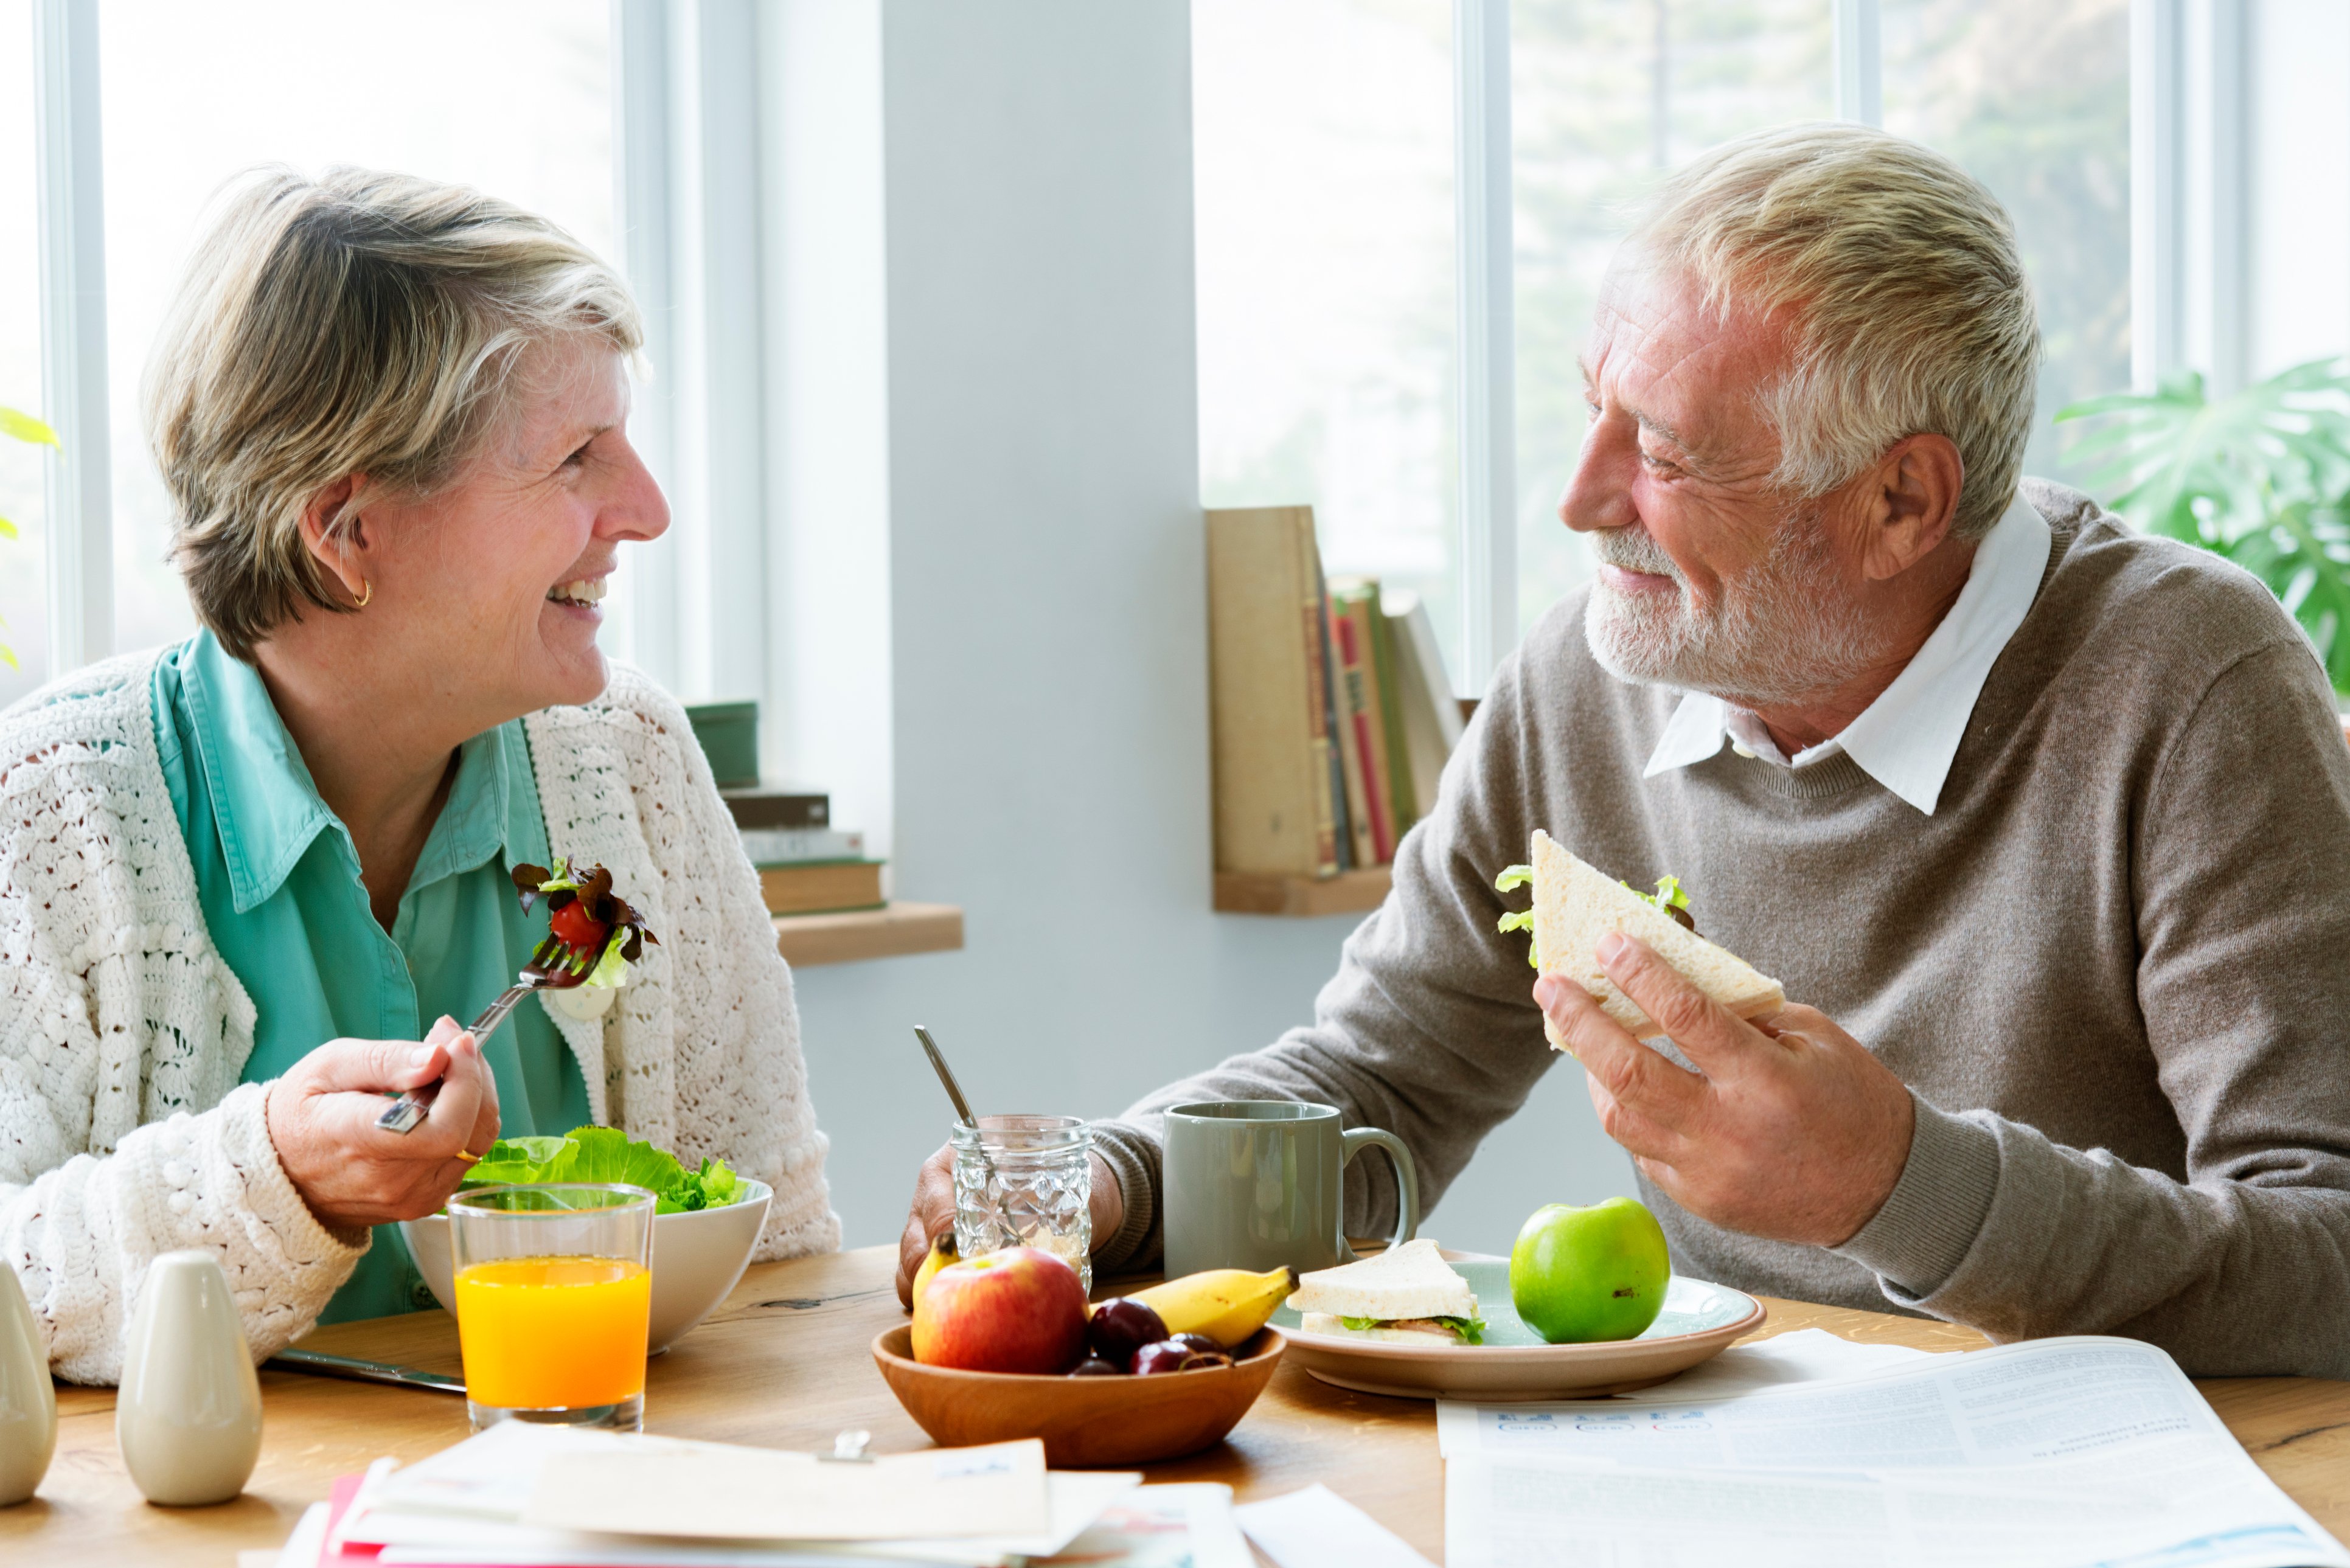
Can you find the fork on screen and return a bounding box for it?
[375,930,603,1134]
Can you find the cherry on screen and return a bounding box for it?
[1085,1297,1170,1369]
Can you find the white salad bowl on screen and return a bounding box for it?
[400,1178,771,1355]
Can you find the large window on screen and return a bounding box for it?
[97,0,612,659]
[1510,0,1833,636]
[1195,0,2182,684]
[1193,0,1465,671]
[0,0,47,713]
[1881,0,2131,494]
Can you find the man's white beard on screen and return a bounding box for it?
[1582,509,1890,707]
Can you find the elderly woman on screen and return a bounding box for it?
[0,169,837,1382]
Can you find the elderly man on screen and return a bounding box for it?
[899,125,2350,1374]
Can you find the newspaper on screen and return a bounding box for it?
[1437,1335,2348,1568]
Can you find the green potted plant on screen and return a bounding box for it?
[0,406,60,671]
[2059,360,2350,697]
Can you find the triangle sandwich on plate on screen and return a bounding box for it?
[1289,1238,1486,1345]
[1520,828,1784,1046]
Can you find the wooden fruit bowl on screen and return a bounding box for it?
[870,1325,1286,1468]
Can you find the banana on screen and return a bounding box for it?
[1133,1264,1299,1348]
[909,1232,958,1312]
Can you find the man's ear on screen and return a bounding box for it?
[297,474,370,603]
[1859,435,1965,582]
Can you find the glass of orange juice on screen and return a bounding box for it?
[448,1184,655,1432]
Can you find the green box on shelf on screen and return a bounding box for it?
[686,701,760,789]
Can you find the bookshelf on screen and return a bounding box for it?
[1214,867,1391,917]
[773,902,964,966]
[1210,699,1480,918]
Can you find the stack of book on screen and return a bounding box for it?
[722,789,886,915]
[1207,505,1466,879]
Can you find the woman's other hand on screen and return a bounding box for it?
[264,1015,501,1235]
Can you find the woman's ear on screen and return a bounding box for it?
[1860,434,1966,583]
[297,474,371,604]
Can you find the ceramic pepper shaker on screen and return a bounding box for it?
[0,1264,55,1505]
[116,1250,262,1506]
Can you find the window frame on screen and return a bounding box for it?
[17,0,2253,706]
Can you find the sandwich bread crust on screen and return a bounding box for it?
[1531,828,1784,1045]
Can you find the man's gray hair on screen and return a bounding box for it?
[1630,123,2040,540]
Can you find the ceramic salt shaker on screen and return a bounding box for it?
[0,1264,55,1505]
[116,1250,262,1506]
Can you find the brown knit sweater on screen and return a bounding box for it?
[1093,482,2350,1376]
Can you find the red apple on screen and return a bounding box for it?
[910,1246,1088,1373]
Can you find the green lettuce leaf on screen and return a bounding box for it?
[1434,1314,1487,1345]
[456,1126,745,1215]
[457,1134,569,1187]
[690,1157,741,1209]
[582,939,631,988]
[1495,866,1540,969]
[558,1126,689,1195]
[1621,875,1691,915]
[1335,1313,1485,1344]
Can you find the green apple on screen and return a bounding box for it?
[1510,1197,1671,1344]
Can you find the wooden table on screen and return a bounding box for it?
[9,1244,2350,1564]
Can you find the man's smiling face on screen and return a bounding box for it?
[1560,255,1890,707]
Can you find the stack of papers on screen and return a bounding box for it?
[1437,1334,2350,1568]
[268,1422,1245,1568]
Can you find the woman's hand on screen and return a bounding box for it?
[263,1016,501,1236]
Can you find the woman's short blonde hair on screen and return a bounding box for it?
[147,167,644,659]
[1629,123,2040,540]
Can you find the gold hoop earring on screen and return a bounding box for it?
[353,578,372,609]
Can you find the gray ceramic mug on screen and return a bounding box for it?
[1161,1100,1420,1278]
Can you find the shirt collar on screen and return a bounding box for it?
[178,630,516,912]
[1641,490,2054,815]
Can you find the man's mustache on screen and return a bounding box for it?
[1589,527,1682,581]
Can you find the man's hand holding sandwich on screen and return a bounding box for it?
[1541,932,1914,1250]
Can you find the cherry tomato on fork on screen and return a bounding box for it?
[548,897,611,954]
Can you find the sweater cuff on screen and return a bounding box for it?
[239,1083,372,1261]
[1086,1119,1162,1276]
[1832,1091,2000,1298]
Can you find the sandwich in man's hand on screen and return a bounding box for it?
[1509,828,1784,1047]
[1288,1238,1486,1344]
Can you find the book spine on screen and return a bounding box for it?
[739,827,867,865]
[1332,605,1393,863]
[1205,507,1329,878]
[722,793,831,830]
[1295,519,1342,878]
[1317,592,1355,870]
[1365,586,1417,836]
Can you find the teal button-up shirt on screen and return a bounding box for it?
[151,631,591,1323]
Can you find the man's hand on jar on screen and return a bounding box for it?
[264,1015,501,1237]
[894,1145,1127,1307]
[1537,933,1915,1248]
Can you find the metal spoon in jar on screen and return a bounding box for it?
[913,1025,1018,1251]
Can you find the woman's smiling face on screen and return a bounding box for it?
[353,335,669,721]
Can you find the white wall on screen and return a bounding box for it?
[765,0,1635,1258]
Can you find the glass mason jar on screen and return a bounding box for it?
[950,1115,1093,1293]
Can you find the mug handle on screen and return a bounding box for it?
[1337,1128,1420,1263]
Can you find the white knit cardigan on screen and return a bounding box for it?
[0,650,840,1384]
